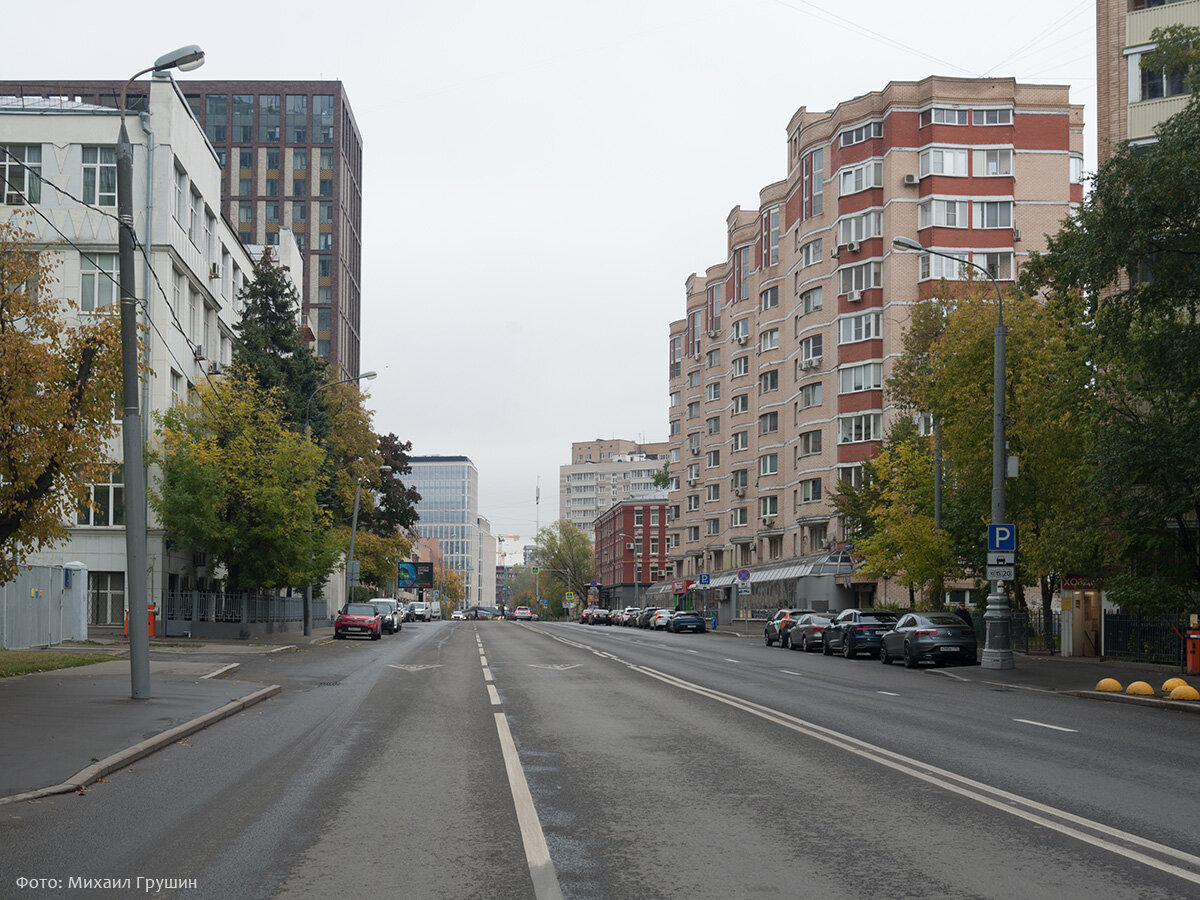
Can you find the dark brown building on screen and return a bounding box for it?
[0,78,363,379]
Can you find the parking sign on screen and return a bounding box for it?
[988,524,1017,553]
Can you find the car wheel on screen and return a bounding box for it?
[842,637,854,659]
[764,632,774,647]
[334,632,344,640]
[880,642,892,665]
[372,631,382,641]
[903,642,919,668]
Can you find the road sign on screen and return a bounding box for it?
[987,565,1016,581]
[589,580,598,588]
[531,566,539,574]
[738,582,751,595]
[987,553,1015,567]
[988,524,1017,553]
[565,591,574,602]
[736,569,751,583]
[698,574,711,586]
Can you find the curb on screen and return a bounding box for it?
[0,683,281,807]
[200,663,241,679]
[1063,689,1200,713]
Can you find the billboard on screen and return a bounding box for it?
[415,562,434,588]
[398,562,436,589]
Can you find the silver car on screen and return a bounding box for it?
[366,598,402,634]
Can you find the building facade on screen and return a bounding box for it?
[560,439,669,536]
[1097,0,1199,161]
[0,78,363,380]
[408,456,495,608]
[593,499,670,609]
[665,76,1083,615]
[0,77,253,623]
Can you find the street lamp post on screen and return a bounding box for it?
[893,236,1013,669]
[301,370,376,634]
[117,45,205,701]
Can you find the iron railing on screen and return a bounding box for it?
[1103,611,1186,666]
[165,590,326,625]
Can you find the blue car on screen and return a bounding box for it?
[667,610,707,633]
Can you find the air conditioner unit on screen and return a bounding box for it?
[736,335,748,345]
[802,357,822,370]
[207,361,224,376]
[1012,227,1022,241]
[903,174,920,186]
[192,344,205,360]
[848,290,863,302]
[626,543,635,550]
[693,353,702,361]
[761,516,776,527]
[208,262,221,279]
[733,486,746,497]
[688,478,697,486]
[830,247,841,260]
[847,240,861,253]
[690,446,700,455]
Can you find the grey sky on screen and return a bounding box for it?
[8,0,1097,558]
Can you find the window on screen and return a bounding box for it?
[706,415,721,435]
[1070,153,1084,184]
[239,148,252,169]
[759,453,778,476]
[706,382,721,402]
[799,430,822,457]
[318,255,332,277]
[80,253,118,311]
[918,199,968,228]
[687,401,700,419]
[76,467,126,527]
[319,179,333,197]
[760,329,778,353]
[810,148,823,215]
[669,391,681,408]
[800,382,823,409]
[706,484,720,502]
[319,201,333,222]
[317,307,332,331]
[839,413,883,443]
[732,431,749,451]
[761,207,780,267]
[732,393,749,414]
[919,147,969,177]
[320,148,334,170]
[839,464,865,489]
[688,370,702,388]
[686,526,700,543]
[974,200,1013,229]
[266,178,279,197]
[800,334,823,362]
[839,362,883,393]
[801,287,823,316]
[734,246,750,301]
[920,107,970,126]
[706,348,721,368]
[669,419,680,436]
[318,339,331,358]
[839,261,881,295]
[732,356,749,377]
[759,370,778,393]
[973,108,1013,125]
[706,518,721,536]
[732,469,749,489]
[706,449,720,468]
[839,160,882,195]
[760,286,779,311]
[839,311,882,344]
[800,478,822,503]
[840,121,882,147]
[293,178,307,196]
[1,144,42,205]
[238,178,252,197]
[799,238,822,268]
[731,508,748,527]
[838,210,881,244]
[260,94,281,141]
[265,201,279,223]
[1140,62,1189,101]
[315,94,336,143]
[706,282,723,332]
[286,94,308,142]
[266,148,280,171]
[81,147,116,207]
[919,251,968,281]
[732,317,750,341]
[760,496,778,518]
[975,251,1014,280]
[759,412,778,435]
[319,233,333,250]
[974,149,1014,176]
[293,203,307,224]
[232,95,254,143]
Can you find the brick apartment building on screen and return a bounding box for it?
[665,76,1084,617]
[0,78,363,379]
[560,438,670,536]
[594,499,670,609]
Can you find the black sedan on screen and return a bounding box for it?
[587,608,613,625]
[667,610,707,633]
[788,613,834,652]
[823,608,900,659]
[880,612,979,668]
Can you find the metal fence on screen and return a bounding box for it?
[164,590,327,626]
[1011,608,1060,654]
[1103,611,1186,665]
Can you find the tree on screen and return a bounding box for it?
[433,565,464,612]
[534,520,595,617]
[1022,27,1200,611]
[231,248,325,433]
[0,218,122,583]
[359,433,421,536]
[651,461,671,489]
[149,365,329,590]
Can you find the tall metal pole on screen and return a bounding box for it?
[345,479,362,607]
[117,118,150,699]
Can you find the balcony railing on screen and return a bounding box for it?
[1127,0,1200,47]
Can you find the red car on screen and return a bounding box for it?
[334,602,383,640]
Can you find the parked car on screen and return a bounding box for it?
[636,608,661,629]
[451,609,467,620]
[763,608,813,648]
[514,606,534,621]
[667,610,707,633]
[410,601,431,622]
[401,603,416,622]
[880,612,979,668]
[366,598,402,634]
[334,602,383,640]
[651,609,674,630]
[581,607,596,623]
[620,607,640,626]
[788,613,833,652]
[823,608,900,658]
[587,608,613,625]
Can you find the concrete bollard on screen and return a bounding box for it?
[1095,677,1123,692]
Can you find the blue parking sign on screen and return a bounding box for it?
[988,524,1017,553]
[698,574,711,586]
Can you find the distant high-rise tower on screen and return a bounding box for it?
[409,456,494,607]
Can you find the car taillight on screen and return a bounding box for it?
[812,626,824,632]
[914,629,938,635]
[855,625,872,631]
[962,629,976,637]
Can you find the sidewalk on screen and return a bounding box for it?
[0,627,320,805]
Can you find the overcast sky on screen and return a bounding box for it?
[9,0,1096,559]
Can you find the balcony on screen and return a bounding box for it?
[1128,95,1190,140]
[1127,0,1200,47]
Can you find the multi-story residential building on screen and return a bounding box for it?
[1097,0,1198,161]
[593,499,670,609]
[409,456,495,608]
[0,78,363,380]
[560,439,670,536]
[0,76,254,624]
[665,76,1083,618]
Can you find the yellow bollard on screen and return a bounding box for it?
[1162,677,1189,695]
[1126,681,1154,696]
[1095,677,1123,692]
[1169,684,1200,701]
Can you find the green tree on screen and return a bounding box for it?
[533,520,595,617]
[149,365,329,590]
[1022,27,1200,611]
[652,461,671,489]
[0,218,123,583]
[358,433,421,536]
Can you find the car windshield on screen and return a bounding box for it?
[345,604,376,615]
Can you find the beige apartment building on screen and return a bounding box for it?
[1097,0,1199,161]
[665,76,1083,616]
[560,439,670,536]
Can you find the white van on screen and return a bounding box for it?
[430,603,442,620]
[411,601,431,621]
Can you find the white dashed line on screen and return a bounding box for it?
[487,683,501,705]
[1014,718,1078,733]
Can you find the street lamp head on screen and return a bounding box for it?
[360,371,377,381]
[153,45,206,73]
[892,236,923,252]
[380,465,393,476]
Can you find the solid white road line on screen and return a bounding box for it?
[724,658,740,663]
[1014,718,1078,733]
[493,712,564,900]
[877,691,900,697]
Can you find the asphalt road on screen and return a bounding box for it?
[2,621,1198,900]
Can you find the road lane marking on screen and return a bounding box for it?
[877,691,900,696]
[493,712,564,900]
[529,664,581,670]
[487,683,501,705]
[724,658,740,663]
[779,670,802,676]
[386,664,443,671]
[1014,718,1078,733]
[482,667,493,681]
[480,656,488,665]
